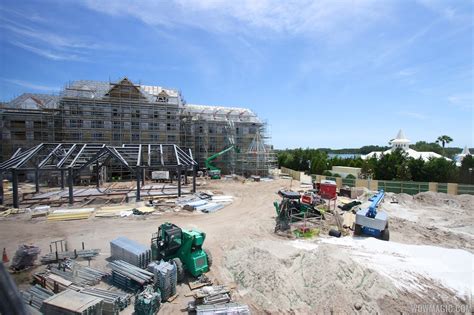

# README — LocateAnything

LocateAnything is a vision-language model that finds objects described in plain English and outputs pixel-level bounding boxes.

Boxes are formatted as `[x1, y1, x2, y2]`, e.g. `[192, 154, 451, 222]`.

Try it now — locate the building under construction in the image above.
[0, 77, 275, 177]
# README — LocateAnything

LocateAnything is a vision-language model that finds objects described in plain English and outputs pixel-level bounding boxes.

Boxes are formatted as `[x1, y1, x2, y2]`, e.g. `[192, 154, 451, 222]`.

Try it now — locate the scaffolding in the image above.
[0, 77, 276, 178]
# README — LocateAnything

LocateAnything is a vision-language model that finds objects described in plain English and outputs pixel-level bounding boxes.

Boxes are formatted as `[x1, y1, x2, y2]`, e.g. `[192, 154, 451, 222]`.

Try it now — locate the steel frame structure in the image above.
[0, 143, 197, 208]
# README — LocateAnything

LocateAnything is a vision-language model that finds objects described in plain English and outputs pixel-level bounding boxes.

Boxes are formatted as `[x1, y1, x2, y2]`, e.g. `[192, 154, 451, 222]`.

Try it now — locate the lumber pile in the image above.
[47, 208, 94, 221]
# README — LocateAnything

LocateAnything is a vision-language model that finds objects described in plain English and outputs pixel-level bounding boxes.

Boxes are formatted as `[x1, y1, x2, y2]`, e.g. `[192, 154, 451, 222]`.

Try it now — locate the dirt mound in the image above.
[225, 240, 398, 314]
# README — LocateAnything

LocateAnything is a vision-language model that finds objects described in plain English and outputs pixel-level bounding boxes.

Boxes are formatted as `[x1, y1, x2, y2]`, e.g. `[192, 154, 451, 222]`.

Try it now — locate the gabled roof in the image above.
[3, 93, 60, 110]
[62, 78, 181, 104]
[183, 104, 261, 123]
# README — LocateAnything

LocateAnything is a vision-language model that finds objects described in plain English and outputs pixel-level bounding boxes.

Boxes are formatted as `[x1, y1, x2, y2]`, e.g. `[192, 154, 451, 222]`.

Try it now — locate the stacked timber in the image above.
[47, 208, 94, 221]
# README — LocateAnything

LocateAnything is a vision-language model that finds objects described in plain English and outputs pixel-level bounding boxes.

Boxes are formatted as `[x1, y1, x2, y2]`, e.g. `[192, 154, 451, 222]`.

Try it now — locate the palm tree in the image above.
[436, 135, 453, 148]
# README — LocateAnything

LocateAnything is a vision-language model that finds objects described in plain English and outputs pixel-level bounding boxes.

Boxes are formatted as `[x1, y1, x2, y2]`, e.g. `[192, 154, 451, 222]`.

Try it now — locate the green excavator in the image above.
[204, 145, 239, 179]
[151, 223, 212, 282]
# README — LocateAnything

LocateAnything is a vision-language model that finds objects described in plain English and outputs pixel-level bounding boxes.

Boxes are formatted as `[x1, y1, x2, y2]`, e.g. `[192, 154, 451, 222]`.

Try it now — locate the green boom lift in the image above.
[204, 145, 239, 179]
[151, 222, 212, 282]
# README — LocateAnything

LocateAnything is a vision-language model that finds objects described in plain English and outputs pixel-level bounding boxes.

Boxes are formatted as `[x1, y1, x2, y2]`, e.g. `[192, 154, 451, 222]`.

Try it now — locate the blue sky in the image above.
[0, 0, 472, 149]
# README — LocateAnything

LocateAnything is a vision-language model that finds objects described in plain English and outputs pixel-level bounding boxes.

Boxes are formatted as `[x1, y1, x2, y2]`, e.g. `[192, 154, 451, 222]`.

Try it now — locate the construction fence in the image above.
[279, 167, 474, 196]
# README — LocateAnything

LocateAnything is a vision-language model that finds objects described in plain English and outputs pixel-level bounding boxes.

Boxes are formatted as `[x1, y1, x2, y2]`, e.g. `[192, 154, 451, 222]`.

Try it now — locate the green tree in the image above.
[436, 135, 453, 149]
[422, 158, 458, 183]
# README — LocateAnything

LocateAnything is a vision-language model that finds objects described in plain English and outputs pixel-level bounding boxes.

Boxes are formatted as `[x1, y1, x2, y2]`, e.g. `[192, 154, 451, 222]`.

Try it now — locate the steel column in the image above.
[12, 169, 19, 208]
[142, 168, 145, 186]
[177, 166, 182, 197]
[35, 169, 40, 193]
[0, 173, 3, 205]
[68, 167, 74, 205]
[192, 165, 197, 193]
[185, 169, 188, 185]
[136, 167, 141, 201]
[96, 161, 100, 188]
[60, 170, 65, 189]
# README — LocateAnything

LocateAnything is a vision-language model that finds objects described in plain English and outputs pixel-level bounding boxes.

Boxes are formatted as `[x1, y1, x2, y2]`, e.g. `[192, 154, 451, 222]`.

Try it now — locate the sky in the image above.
[0, 0, 472, 149]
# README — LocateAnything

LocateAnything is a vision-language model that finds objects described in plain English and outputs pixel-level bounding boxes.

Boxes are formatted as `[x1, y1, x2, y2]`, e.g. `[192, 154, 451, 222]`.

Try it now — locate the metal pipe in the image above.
[68, 167, 74, 205]
[12, 169, 19, 208]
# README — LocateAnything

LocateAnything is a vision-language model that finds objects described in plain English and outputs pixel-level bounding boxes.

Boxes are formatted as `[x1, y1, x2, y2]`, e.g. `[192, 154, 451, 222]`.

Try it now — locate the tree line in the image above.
[277, 148, 474, 184]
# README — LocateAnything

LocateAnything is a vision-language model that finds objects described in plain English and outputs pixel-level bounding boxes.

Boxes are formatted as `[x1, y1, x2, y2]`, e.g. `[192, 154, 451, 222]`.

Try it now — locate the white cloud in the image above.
[2, 78, 60, 92]
[10, 41, 84, 61]
[80, 0, 392, 38]
[397, 111, 427, 120]
[447, 93, 473, 110]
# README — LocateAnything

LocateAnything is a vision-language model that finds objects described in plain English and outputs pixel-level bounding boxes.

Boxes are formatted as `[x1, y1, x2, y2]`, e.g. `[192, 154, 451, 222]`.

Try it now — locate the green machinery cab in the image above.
[151, 223, 212, 281]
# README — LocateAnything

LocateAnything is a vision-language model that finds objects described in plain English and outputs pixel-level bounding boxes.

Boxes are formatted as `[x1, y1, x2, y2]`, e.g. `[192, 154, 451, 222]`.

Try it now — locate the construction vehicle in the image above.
[151, 223, 212, 281]
[204, 146, 239, 179]
[274, 190, 324, 232]
[354, 190, 390, 241]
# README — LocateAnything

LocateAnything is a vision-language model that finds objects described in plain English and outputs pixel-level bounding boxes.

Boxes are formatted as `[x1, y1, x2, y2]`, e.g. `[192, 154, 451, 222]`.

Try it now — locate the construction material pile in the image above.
[109, 260, 154, 292]
[21, 285, 54, 310]
[35, 260, 108, 288]
[134, 285, 161, 315]
[188, 285, 250, 314]
[46, 208, 95, 221]
[177, 192, 234, 213]
[10, 244, 41, 271]
[148, 260, 177, 301]
[110, 236, 151, 268]
[40, 248, 100, 264]
[41, 289, 103, 315]
[81, 287, 131, 314]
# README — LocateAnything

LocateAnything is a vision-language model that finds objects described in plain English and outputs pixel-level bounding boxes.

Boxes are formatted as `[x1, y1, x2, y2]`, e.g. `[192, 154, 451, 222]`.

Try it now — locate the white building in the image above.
[361, 129, 450, 161]
[455, 146, 471, 166]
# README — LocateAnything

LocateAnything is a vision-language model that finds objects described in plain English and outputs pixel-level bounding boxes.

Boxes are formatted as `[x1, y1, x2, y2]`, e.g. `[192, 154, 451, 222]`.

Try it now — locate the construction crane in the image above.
[204, 145, 238, 179]
[354, 190, 390, 241]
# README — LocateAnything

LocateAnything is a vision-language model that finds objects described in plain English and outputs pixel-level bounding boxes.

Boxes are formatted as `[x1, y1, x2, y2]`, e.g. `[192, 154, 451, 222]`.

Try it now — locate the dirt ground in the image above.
[1, 178, 472, 314]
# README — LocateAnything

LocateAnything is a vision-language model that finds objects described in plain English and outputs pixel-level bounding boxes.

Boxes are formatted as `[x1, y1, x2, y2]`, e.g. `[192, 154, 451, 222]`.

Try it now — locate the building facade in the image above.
[0, 78, 275, 175]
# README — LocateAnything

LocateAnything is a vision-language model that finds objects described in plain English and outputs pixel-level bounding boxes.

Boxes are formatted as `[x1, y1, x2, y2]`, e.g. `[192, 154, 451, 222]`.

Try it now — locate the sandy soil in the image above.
[1, 179, 472, 314]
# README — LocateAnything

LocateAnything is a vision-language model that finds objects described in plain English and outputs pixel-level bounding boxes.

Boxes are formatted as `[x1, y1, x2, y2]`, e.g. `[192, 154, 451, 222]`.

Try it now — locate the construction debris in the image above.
[10, 244, 41, 271]
[110, 236, 151, 268]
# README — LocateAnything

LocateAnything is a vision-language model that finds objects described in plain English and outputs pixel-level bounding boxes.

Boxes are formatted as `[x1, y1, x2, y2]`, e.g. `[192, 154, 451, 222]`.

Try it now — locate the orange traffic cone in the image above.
[2, 248, 9, 263]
